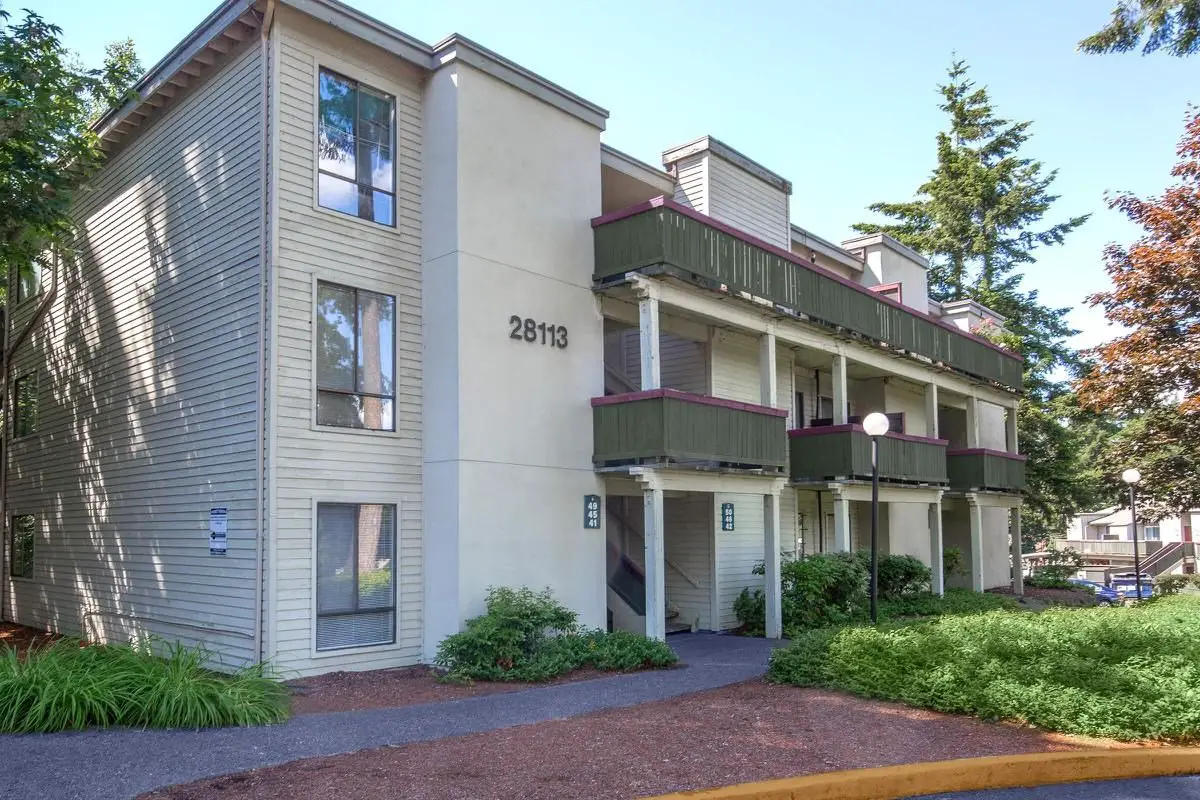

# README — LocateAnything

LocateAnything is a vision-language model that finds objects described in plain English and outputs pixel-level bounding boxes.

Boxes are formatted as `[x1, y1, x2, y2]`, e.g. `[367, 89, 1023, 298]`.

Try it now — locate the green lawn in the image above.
[769, 594, 1200, 742]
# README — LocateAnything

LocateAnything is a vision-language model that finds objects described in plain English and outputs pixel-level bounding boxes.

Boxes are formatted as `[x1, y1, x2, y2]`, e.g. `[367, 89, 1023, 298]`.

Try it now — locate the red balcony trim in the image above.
[591, 388, 790, 418]
[591, 196, 1020, 363]
[947, 447, 1028, 463]
[788, 424, 949, 447]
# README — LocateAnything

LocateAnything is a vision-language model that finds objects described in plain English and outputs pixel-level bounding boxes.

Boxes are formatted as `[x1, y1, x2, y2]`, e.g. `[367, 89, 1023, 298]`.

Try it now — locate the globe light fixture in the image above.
[1122, 468, 1142, 485]
[863, 412, 891, 438]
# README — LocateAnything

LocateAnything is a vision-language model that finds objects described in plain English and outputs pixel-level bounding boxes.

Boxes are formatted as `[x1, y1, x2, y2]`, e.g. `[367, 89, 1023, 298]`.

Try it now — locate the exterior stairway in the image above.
[605, 498, 690, 634]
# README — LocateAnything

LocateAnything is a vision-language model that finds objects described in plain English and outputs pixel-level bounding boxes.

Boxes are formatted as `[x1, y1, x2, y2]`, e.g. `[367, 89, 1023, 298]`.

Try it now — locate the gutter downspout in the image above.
[253, 0, 276, 664]
[0, 252, 59, 622]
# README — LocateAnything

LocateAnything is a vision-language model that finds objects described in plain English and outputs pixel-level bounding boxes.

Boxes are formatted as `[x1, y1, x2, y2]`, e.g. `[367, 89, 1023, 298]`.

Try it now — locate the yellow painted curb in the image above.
[644, 748, 1200, 800]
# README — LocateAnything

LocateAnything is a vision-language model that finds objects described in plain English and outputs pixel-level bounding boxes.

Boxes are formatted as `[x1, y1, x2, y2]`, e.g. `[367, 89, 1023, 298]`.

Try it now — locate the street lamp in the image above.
[1122, 468, 1144, 602]
[863, 412, 891, 624]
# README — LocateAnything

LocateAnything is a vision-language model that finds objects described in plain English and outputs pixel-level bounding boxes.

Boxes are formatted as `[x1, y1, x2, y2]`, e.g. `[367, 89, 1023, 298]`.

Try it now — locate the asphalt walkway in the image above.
[918, 776, 1200, 799]
[0, 633, 782, 800]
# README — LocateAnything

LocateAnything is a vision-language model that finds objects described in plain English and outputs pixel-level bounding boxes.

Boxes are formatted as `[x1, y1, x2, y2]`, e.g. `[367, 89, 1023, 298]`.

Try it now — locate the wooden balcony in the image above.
[788, 425, 948, 485]
[592, 198, 1023, 391]
[591, 389, 788, 471]
[946, 449, 1026, 493]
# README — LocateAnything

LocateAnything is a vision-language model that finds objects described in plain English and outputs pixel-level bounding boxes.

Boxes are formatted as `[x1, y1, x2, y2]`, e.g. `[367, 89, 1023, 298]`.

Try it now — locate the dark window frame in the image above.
[315, 280, 397, 432]
[316, 67, 396, 226]
[10, 514, 34, 579]
[315, 502, 397, 651]
[13, 372, 37, 439]
[15, 259, 42, 305]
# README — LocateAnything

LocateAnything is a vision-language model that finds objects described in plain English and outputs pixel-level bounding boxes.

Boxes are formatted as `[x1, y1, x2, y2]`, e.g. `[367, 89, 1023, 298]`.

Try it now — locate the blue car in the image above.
[1110, 572, 1154, 601]
[1068, 579, 1121, 606]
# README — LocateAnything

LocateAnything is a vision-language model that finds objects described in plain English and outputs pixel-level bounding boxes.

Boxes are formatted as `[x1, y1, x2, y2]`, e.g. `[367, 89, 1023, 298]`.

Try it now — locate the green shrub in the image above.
[1035, 547, 1085, 583]
[1155, 574, 1190, 595]
[434, 586, 676, 682]
[768, 594, 1200, 741]
[879, 588, 1019, 620]
[874, 553, 932, 600]
[0, 638, 289, 733]
[943, 547, 964, 582]
[1025, 575, 1084, 591]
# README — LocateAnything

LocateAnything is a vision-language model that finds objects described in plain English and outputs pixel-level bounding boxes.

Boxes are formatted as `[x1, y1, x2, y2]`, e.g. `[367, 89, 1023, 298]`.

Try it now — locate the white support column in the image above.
[966, 395, 981, 449]
[639, 295, 661, 391]
[760, 331, 778, 408]
[832, 353, 848, 425]
[929, 494, 944, 596]
[1010, 506, 1024, 596]
[642, 482, 666, 641]
[763, 491, 782, 639]
[832, 488, 851, 552]
[1005, 405, 1019, 454]
[925, 383, 940, 439]
[967, 494, 985, 592]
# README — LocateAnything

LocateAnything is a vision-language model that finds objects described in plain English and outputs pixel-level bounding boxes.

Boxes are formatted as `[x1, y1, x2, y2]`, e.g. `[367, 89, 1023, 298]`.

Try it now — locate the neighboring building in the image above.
[1056, 508, 1198, 582]
[0, 0, 1026, 677]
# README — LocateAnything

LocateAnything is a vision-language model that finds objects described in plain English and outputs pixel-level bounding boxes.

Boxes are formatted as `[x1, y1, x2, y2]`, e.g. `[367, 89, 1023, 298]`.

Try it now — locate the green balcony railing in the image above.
[789, 425, 948, 485]
[947, 449, 1026, 493]
[592, 389, 788, 471]
[592, 199, 1023, 391]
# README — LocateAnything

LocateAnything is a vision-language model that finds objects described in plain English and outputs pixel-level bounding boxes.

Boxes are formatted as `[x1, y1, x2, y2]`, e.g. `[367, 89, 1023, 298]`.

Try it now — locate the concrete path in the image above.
[919, 776, 1200, 799]
[0, 633, 782, 800]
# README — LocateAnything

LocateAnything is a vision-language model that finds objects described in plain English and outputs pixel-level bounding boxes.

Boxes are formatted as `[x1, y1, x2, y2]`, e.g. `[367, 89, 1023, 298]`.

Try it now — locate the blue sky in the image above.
[26, 0, 1200, 350]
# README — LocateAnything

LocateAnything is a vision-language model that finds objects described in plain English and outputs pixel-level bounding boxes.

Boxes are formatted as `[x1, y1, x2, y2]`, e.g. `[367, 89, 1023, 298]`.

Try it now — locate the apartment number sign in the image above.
[509, 315, 568, 349]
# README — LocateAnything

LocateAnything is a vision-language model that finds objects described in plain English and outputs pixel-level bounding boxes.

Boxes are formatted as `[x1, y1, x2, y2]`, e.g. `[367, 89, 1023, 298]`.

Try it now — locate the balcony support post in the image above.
[925, 383, 939, 438]
[832, 353, 849, 425]
[640, 477, 666, 641]
[1005, 404, 1019, 454]
[764, 489, 782, 639]
[967, 493, 985, 591]
[1010, 505, 1024, 596]
[760, 330, 778, 409]
[929, 493, 945, 596]
[966, 395, 981, 449]
[638, 293, 661, 391]
[832, 486, 851, 552]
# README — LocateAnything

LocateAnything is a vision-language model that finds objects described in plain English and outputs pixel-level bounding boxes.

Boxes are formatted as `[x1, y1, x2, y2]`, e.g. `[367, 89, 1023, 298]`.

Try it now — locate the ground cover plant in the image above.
[769, 594, 1200, 741]
[434, 586, 677, 682]
[0, 638, 289, 733]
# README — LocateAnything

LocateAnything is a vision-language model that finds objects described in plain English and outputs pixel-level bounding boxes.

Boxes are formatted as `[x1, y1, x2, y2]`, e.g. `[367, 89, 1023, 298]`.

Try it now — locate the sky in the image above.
[24, 0, 1200, 351]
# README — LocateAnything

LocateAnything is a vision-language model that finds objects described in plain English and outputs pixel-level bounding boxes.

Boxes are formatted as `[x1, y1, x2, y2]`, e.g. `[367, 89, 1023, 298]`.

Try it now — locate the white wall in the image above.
[3, 42, 264, 667]
[714, 492, 765, 629]
[422, 58, 606, 659]
[664, 494, 713, 630]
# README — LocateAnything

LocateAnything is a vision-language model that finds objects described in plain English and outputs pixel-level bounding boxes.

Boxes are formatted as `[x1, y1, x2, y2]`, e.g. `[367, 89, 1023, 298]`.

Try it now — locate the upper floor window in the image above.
[1143, 525, 1161, 541]
[316, 281, 396, 431]
[14, 373, 37, 438]
[317, 68, 395, 226]
[16, 259, 41, 304]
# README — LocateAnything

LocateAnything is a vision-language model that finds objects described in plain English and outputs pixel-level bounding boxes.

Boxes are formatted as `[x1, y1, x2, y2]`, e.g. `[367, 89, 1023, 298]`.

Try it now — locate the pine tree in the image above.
[854, 60, 1098, 544]
[1080, 1, 1200, 57]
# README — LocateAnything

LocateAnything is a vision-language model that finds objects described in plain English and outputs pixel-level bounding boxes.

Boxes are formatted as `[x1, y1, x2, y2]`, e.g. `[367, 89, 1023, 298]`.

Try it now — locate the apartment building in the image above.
[0, 0, 1025, 676]
[1057, 508, 1197, 581]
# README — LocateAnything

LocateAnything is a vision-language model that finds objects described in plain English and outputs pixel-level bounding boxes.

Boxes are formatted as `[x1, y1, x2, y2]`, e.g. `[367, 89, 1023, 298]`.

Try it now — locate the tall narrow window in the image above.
[16, 259, 41, 304]
[316, 503, 396, 650]
[14, 373, 37, 437]
[10, 515, 34, 578]
[315, 282, 396, 431]
[317, 68, 395, 225]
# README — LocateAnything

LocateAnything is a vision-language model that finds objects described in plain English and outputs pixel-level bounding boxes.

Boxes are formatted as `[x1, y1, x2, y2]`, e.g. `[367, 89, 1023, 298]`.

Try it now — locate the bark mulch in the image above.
[288, 666, 609, 715]
[142, 680, 1111, 800]
[0, 621, 61, 659]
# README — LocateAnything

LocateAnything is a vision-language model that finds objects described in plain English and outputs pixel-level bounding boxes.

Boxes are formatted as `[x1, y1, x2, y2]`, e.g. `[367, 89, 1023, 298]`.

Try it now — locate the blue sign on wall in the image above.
[721, 502, 735, 531]
[584, 495, 601, 529]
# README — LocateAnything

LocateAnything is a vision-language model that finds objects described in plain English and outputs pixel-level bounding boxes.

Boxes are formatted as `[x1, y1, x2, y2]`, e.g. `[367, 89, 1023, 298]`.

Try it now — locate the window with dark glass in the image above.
[16, 259, 41, 304]
[10, 515, 34, 578]
[316, 282, 396, 431]
[317, 68, 395, 225]
[14, 374, 37, 437]
[315, 503, 396, 650]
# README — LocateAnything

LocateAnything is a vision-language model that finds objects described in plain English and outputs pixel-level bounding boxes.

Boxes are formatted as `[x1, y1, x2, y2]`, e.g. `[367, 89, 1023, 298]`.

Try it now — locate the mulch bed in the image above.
[142, 681, 1105, 800]
[0, 621, 61, 659]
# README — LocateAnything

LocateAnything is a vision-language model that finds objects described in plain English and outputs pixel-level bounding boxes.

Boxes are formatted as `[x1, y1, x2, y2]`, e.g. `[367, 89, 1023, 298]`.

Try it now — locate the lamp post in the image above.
[863, 412, 891, 624]
[1122, 468, 1144, 602]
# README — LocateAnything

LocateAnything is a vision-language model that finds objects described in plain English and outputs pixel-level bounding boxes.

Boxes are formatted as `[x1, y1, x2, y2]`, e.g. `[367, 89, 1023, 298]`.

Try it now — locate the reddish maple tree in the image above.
[1079, 109, 1200, 514]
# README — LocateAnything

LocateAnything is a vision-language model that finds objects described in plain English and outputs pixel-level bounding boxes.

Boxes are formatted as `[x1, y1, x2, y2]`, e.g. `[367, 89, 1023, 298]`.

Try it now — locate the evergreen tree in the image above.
[854, 60, 1100, 543]
[1080, 0, 1200, 57]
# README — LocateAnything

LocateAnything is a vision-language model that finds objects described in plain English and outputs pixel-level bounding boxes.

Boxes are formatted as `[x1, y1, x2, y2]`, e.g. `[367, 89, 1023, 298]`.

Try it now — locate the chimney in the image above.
[662, 136, 792, 250]
[840, 232, 930, 312]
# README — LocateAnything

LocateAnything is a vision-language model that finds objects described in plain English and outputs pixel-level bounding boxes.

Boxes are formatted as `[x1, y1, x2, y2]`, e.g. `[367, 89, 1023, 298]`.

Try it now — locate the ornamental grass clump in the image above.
[434, 586, 677, 682]
[0, 638, 289, 733]
[769, 594, 1200, 741]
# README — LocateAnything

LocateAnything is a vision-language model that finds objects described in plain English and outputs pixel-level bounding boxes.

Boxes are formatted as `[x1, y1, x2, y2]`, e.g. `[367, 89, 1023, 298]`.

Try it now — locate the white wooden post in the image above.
[929, 496, 944, 596]
[925, 383, 939, 438]
[643, 483, 666, 641]
[832, 489, 851, 552]
[1010, 506, 1024, 596]
[764, 491, 782, 639]
[832, 353, 848, 425]
[1006, 406, 1019, 453]
[966, 396, 981, 449]
[760, 331, 778, 408]
[639, 295, 661, 391]
[968, 494, 985, 591]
